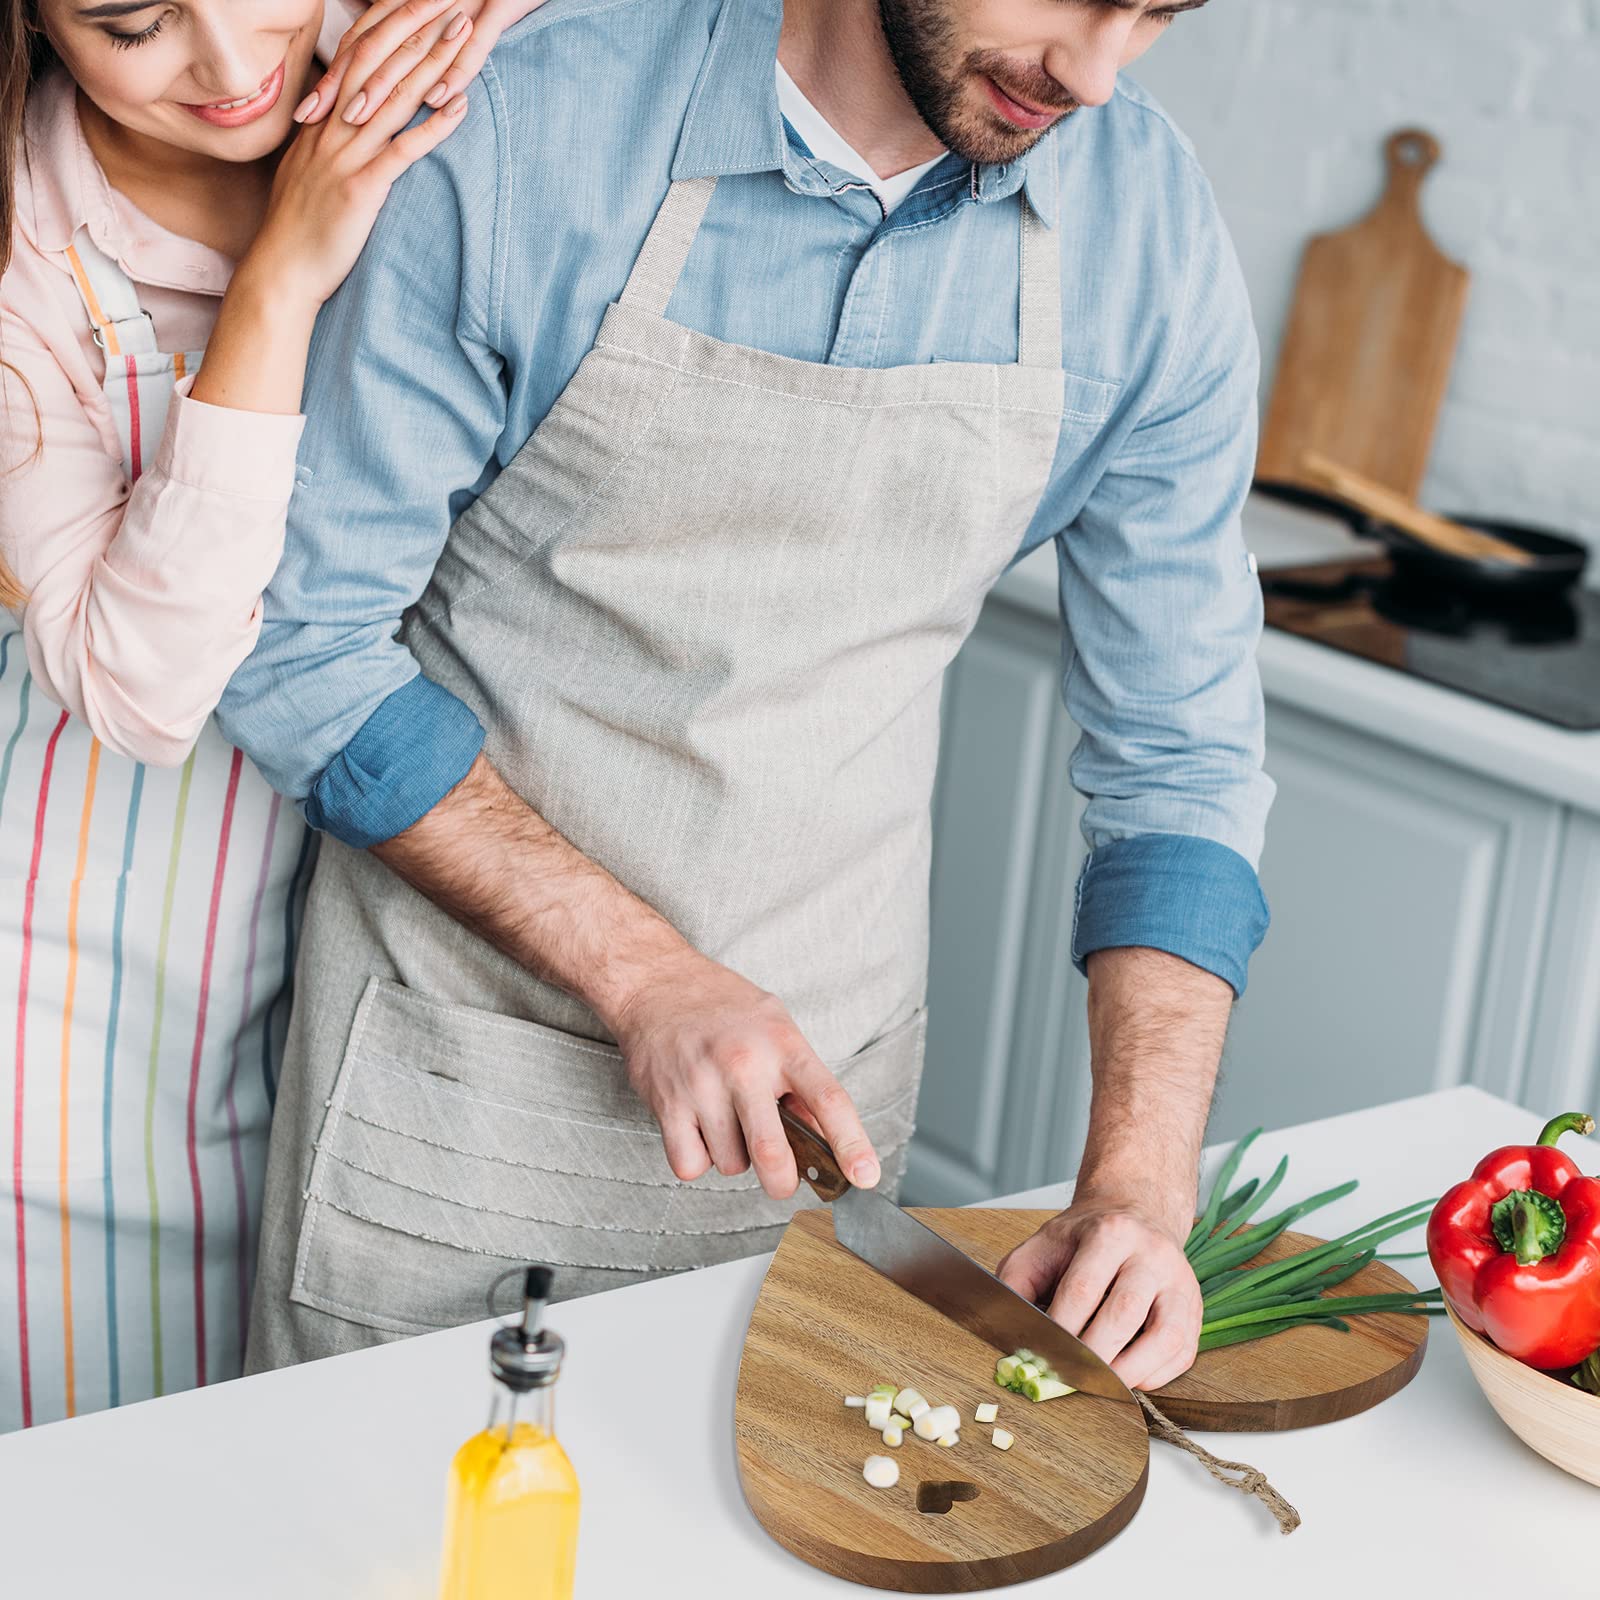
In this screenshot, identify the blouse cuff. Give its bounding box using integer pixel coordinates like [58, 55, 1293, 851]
[152, 373, 306, 503]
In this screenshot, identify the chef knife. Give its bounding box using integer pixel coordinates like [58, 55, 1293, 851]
[780, 1105, 1136, 1408]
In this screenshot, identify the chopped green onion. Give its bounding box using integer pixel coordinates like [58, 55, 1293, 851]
[1187, 1179, 1361, 1278]
[1189, 1128, 1262, 1251]
[1200, 1289, 1442, 1336]
[1180, 1138, 1442, 1356]
[1021, 1375, 1075, 1402]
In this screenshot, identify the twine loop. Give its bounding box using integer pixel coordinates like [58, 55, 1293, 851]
[1135, 1391, 1302, 1535]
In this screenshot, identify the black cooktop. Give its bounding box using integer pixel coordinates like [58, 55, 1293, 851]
[1261, 559, 1600, 731]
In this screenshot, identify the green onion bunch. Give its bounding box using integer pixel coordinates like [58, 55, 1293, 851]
[1186, 1128, 1444, 1353]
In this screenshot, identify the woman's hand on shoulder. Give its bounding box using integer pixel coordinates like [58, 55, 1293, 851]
[240, 0, 481, 313]
[297, 0, 552, 130]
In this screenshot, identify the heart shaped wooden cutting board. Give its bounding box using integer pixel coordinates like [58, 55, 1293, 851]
[735, 1208, 1427, 1591]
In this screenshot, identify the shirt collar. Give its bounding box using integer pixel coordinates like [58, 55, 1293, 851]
[671, 0, 787, 180]
[20, 69, 234, 294]
[971, 130, 1062, 230]
[19, 70, 104, 258]
[672, 0, 1060, 228]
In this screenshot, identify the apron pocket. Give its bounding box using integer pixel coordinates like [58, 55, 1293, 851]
[290, 977, 923, 1336]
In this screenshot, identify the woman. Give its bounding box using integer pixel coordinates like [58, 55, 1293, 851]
[0, 0, 543, 1431]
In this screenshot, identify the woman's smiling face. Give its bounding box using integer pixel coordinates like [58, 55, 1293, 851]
[39, 0, 323, 162]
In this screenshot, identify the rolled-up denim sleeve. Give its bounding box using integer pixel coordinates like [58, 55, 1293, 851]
[216, 87, 505, 844]
[1057, 167, 1274, 996]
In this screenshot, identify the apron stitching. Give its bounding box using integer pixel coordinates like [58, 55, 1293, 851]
[651, 1180, 681, 1273]
[291, 979, 379, 1297]
[353, 1063, 659, 1134]
[589, 340, 1062, 415]
[323, 1148, 833, 1238]
[335, 1081, 919, 1176]
[368, 995, 628, 1057]
[358, 979, 926, 1064]
[295, 1274, 689, 1335]
[415, 357, 688, 627]
[303, 1204, 693, 1274]
[292, 1286, 455, 1335]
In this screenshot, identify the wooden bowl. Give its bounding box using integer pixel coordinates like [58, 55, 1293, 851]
[1444, 1301, 1600, 1487]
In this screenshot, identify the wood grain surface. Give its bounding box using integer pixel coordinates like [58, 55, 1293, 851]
[1445, 1301, 1600, 1488]
[1150, 1229, 1430, 1432]
[735, 1208, 1149, 1593]
[736, 1208, 1431, 1590]
[1257, 127, 1470, 499]
[932, 1213, 1428, 1434]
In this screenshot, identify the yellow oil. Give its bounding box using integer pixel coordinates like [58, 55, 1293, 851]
[438, 1422, 580, 1600]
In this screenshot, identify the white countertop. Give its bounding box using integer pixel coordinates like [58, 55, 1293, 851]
[992, 494, 1600, 813]
[4, 1086, 1595, 1597]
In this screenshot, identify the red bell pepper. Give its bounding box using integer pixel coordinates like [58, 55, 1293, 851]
[1428, 1111, 1600, 1370]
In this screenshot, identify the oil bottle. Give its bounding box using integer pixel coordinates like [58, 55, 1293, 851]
[438, 1266, 580, 1600]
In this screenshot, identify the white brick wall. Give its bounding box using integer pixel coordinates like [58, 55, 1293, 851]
[1130, 0, 1600, 549]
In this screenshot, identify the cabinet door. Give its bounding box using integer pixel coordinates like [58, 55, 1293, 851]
[1520, 811, 1600, 1116]
[905, 605, 1092, 1206]
[1215, 703, 1563, 1142]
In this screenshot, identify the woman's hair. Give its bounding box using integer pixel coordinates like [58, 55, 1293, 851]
[0, 0, 51, 611]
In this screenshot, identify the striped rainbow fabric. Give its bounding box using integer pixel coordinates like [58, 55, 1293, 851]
[0, 626, 315, 1431]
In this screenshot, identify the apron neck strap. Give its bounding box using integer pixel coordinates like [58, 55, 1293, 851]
[1016, 191, 1061, 371]
[622, 170, 1061, 372]
[62, 227, 158, 358]
[619, 176, 719, 317]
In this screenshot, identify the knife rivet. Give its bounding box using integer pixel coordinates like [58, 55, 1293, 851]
[807, 1166, 820, 1182]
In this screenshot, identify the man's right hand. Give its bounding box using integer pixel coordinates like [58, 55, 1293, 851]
[608, 948, 881, 1201]
[374, 754, 878, 1203]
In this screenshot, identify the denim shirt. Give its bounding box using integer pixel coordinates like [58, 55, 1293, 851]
[217, 0, 1275, 994]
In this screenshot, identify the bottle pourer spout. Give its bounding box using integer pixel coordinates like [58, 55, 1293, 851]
[522, 1265, 553, 1339]
[491, 1264, 564, 1393]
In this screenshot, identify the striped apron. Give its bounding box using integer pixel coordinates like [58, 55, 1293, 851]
[0, 229, 314, 1432]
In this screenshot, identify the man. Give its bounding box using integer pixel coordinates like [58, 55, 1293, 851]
[219, 0, 1273, 1393]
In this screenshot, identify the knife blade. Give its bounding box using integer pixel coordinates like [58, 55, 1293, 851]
[780, 1106, 1135, 1407]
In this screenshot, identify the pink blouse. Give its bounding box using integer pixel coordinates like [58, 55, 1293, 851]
[0, 12, 350, 766]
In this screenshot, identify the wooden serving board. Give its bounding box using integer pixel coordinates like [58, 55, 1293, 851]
[1151, 1229, 1429, 1432]
[1257, 127, 1470, 499]
[736, 1208, 1149, 1593]
[736, 1209, 1429, 1590]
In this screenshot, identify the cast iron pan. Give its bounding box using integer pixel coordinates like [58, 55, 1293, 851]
[1253, 480, 1590, 597]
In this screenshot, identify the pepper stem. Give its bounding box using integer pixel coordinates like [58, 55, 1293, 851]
[1536, 1112, 1595, 1147]
[1490, 1189, 1567, 1264]
[1512, 1197, 1544, 1265]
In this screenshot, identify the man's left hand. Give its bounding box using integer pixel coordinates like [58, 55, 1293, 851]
[996, 1189, 1202, 1392]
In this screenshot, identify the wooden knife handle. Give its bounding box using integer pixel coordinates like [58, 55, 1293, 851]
[779, 1104, 851, 1202]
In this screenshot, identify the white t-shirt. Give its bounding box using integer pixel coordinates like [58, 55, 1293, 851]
[775, 62, 947, 214]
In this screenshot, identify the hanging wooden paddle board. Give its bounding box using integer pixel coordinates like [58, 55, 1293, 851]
[736, 1208, 1428, 1590]
[1257, 127, 1470, 499]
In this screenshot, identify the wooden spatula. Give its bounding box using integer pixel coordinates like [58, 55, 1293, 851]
[1301, 452, 1535, 569]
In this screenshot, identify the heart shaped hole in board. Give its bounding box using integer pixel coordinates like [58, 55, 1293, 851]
[916, 1480, 981, 1515]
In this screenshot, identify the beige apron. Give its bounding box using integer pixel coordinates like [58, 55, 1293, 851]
[248, 172, 1076, 1368]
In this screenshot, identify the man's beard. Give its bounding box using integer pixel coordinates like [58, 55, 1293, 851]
[877, 0, 1077, 166]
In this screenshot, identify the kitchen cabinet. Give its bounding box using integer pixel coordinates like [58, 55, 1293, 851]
[906, 536, 1600, 1205]
[1213, 704, 1563, 1142]
[908, 605, 1091, 1207]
